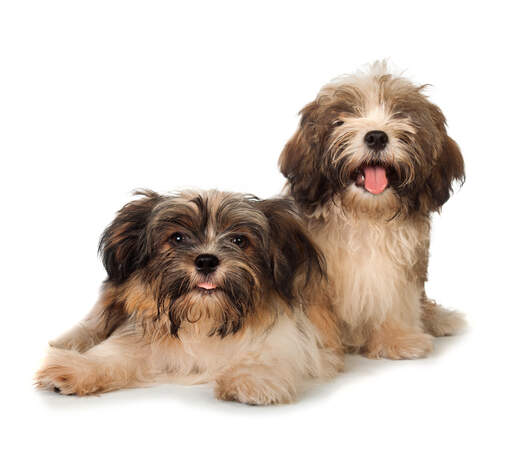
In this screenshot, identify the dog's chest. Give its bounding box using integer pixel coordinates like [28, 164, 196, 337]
[311, 213, 429, 326]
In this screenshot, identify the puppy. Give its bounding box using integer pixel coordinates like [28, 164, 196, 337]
[279, 62, 465, 359]
[36, 190, 343, 404]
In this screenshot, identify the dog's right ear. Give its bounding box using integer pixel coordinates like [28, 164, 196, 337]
[258, 198, 325, 304]
[279, 102, 333, 213]
[99, 190, 161, 284]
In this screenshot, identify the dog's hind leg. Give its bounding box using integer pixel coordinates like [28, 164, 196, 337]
[49, 286, 128, 353]
[421, 294, 466, 337]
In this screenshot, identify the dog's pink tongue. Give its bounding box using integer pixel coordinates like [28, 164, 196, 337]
[363, 166, 388, 194]
[197, 282, 217, 290]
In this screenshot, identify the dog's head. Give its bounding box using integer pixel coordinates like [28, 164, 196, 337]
[99, 190, 323, 337]
[280, 62, 465, 217]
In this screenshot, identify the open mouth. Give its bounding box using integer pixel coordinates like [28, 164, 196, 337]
[353, 163, 394, 195]
[196, 282, 219, 294]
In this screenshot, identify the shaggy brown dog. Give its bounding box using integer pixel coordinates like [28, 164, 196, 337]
[36, 190, 343, 404]
[280, 62, 465, 359]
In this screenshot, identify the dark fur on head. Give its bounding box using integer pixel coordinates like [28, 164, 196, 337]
[280, 64, 465, 216]
[99, 190, 324, 338]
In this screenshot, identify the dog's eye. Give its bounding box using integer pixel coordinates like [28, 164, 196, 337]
[332, 120, 344, 127]
[169, 232, 187, 245]
[231, 235, 249, 249]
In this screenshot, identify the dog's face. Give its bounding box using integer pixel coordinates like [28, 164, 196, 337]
[280, 63, 465, 217]
[99, 191, 322, 337]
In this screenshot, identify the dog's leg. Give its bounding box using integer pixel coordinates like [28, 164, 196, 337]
[36, 331, 152, 395]
[363, 320, 434, 360]
[421, 295, 466, 337]
[49, 290, 127, 353]
[307, 300, 345, 375]
[214, 320, 301, 405]
[215, 310, 341, 405]
[215, 359, 299, 405]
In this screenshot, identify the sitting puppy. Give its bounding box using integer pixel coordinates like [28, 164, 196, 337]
[279, 62, 465, 359]
[36, 190, 343, 404]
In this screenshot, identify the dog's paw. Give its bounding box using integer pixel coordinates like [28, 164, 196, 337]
[364, 331, 434, 360]
[36, 363, 79, 395]
[215, 373, 296, 406]
[35, 348, 99, 396]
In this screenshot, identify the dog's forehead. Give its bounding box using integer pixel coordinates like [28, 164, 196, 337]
[151, 190, 267, 236]
[318, 68, 427, 118]
[207, 193, 269, 241]
[150, 193, 201, 226]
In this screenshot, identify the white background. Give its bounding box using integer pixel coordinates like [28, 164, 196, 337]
[1, 1, 510, 464]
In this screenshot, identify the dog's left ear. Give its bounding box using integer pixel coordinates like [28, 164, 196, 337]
[425, 135, 465, 211]
[258, 198, 325, 303]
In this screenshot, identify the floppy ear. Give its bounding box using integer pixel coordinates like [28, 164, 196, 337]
[258, 198, 325, 303]
[279, 102, 333, 212]
[99, 190, 161, 284]
[425, 135, 465, 211]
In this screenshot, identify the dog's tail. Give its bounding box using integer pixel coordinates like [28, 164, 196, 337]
[421, 294, 466, 337]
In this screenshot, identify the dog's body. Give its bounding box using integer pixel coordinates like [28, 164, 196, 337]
[36, 190, 343, 404]
[280, 63, 465, 359]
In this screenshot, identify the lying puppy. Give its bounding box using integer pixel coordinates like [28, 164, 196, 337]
[36, 190, 343, 404]
[280, 62, 465, 359]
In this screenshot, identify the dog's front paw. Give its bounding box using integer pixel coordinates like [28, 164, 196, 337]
[35, 348, 100, 396]
[215, 372, 296, 406]
[364, 331, 434, 360]
[36, 364, 79, 395]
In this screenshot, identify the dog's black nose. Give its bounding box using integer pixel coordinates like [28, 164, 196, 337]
[364, 130, 388, 151]
[195, 254, 220, 273]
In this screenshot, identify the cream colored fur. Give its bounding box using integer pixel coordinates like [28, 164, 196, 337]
[280, 62, 466, 359]
[37, 289, 342, 404]
[308, 198, 435, 357]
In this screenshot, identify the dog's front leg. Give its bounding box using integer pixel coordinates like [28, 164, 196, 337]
[36, 331, 152, 395]
[214, 359, 299, 406]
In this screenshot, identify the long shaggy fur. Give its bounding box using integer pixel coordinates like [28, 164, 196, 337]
[280, 62, 466, 359]
[36, 190, 343, 404]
